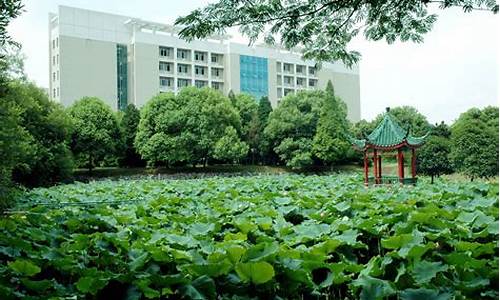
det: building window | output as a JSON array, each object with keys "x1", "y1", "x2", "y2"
[
  {"x1": 239, "y1": 55, "x2": 268, "y2": 99},
  {"x1": 52, "y1": 56, "x2": 55, "y2": 65},
  {"x1": 276, "y1": 62, "x2": 282, "y2": 72},
  {"x1": 159, "y1": 46, "x2": 172, "y2": 57},
  {"x1": 211, "y1": 53, "x2": 223, "y2": 64},
  {"x1": 195, "y1": 66, "x2": 206, "y2": 76},
  {"x1": 212, "y1": 81, "x2": 223, "y2": 90},
  {"x1": 212, "y1": 68, "x2": 222, "y2": 78},
  {"x1": 277, "y1": 75, "x2": 282, "y2": 84},
  {"x1": 296, "y1": 65, "x2": 305, "y2": 74},
  {"x1": 56, "y1": 54, "x2": 59, "y2": 64},
  {"x1": 177, "y1": 49, "x2": 190, "y2": 60},
  {"x1": 52, "y1": 39, "x2": 55, "y2": 49},
  {"x1": 57, "y1": 87, "x2": 59, "y2": 96},
  {"x1": 178, "y1": 78, "x2": 191, "y2": 88},
  {"x1": 159, "y1": 62, "x2": 171, "y2": 72},
  {"x1": 160, "y1": 76, "x2": 172, "y2": 87},
  {"x1": 195, "y1": 51, "x2": 206, "y2": 62},
  {"x1": 283, "y1": 63, "x2": 293, "y2": 73},
  {"x1": 308, "y1": 66, "x2": 316, "y2": 76},
  {"x1": 53, "y1": 89, "x2": 56, "y2": 97},
  {"x1": 53, "y1": 72, "x2": 56, "y2": 81},
  {"x1": 177, "y1": 64, "x2": 189, "y2": 74},
  {"x1": 284, "y1": 88, "x2": 294, "y2": 96},
  {"x1": 296, "y1": 77, "x2": 305, "y2": 86},
  {"x1": 195, "y1": 80, "x2": 207, "y2": 88},
  {"x1": 56, "y1": 37, "x2": 58, "y2": 47},
  {"x1": 284, "y1": 76, "x2": 293, "y2": 85},
  {"x1": 309, "y1": 79, "x2": 318, "y2": 87},
  {"x1": 116, "y1": 44, "x2": 128, "y2": 111},
  {"x1": 57, "y1": 71, "x2": 59, "y2": 80}
]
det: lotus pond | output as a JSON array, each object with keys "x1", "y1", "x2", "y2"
[{"x1": 0, "y1": 174, "x2": 498, "y2": 299}]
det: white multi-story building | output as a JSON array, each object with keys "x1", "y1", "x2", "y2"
[{"x1": 49, "y1": 6, "x2": 360, "y2": 121}]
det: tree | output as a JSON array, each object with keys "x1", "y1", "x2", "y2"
[
  {"x1": 417, "y1": 136, "x2": 453, "y2": 183},
  {"x1": 175, "y1": 0, "x2": 497, "y2": 66},
  {"x1": 119, "y1": 104, "x2": 145, "y2": 167},
  {"x1": 69, "y1": 97, "x2": 121, "y2": 172},
  {"x1": 312, "y1": 80, "x2": 350, "y2": 165},
  {"x1": 213, "y1": 126, "x2": 249, "y2": 163},
  {"x1": 7, "y1": 81, "x2": 74, "y2": 187},
  {"x1": 264, "y1": 90, "x2": 322, "y2": 168},
  {"x1": 230, "y1": 93, "x2": 259, "y2": 161},
  {"x1": 135, "y1": 87, "x2": 242, "y2": 167},
  {"x1": 351, "y1": 119, "x2": 374, "y2": 140},
  {"x1": 450, "y1": 107, "x2": 499, "y2": 180},
  {"x1": 0, "y1": 93, "x2": 30, "y2": 208},
  {"x1": 257, "y1": 96, "x2": 273, "y2": 163},
  {"x1": 431, "y1": 121, "x2": 451, "y2": 138},
  {"x1": 373, "y1": 106, "x2": 431, "y2": 136},
  {"x1": 0, "y1": 0, "x2": 23, "y2": 46}
]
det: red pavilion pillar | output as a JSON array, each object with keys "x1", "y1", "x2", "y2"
[
  {"x1": 397, "y1": 149, "x2": 405, "y2": 183},
  {"x1": 363, "y1": 150, "x2": 369, "y2": 186},
  {"x1": 373, "y1": 149, "x2": 378, "y2": 184},
  {"x1": 411, "y1": 148, "x2": 416, "y2": 179},
  {"x1": 378, "y1": 154, "x2": 382, "y2": 182}
]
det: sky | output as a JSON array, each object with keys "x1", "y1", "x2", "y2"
[{"x1": 7, "y1": 0, "x2": 499, "y2": 124}]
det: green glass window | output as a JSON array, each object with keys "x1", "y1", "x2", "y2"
[{"x1": 116, "y1": 44, "x2": 128, "y2": 111}]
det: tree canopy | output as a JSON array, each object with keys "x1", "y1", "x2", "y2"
[
  {"x1": 135, "y1": 87, "x2": 242, "y2": 167},
  {"x1": 372, "y1": 106, "x2": 431, "y2": 136},
  {"x1": 312, "y1": 80, "x2": 350, "y2": 165},
  {"x1": 176, "y1": 0, "x2": 498, "y2": 66},
  {"x1": 119, "y1": 104, "x2": 144, "y2": 167},
  {"x1": 450, "y1": 107, "x2": 499, "y2": 180},
  {"x1": 417, "y1": 136, "x2": 453, "y2": 183},
  {"x1": 264, "y1": 90, "x2": 323, "y2": 168},
  {"x1": 69, "y1": 97, "x2": 121, "y2": 172}
]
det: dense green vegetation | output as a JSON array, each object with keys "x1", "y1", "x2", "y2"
[
  {"x1": 1, "y1": 175, "x2": 498, "y2": 299},
  {"x1": 175, "y1": 0, "x2": 498, "y2": 66}
]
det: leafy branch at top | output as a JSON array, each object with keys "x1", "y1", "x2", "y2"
[{"x1": 175, "y1": 0, "x2": 498, "y2": 66}]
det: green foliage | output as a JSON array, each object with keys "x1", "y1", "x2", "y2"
[
  {"x1": 373, "y1": 106, "x2": 431, "y2": 136},
  {"x1": 175, "y1": 0, "x2": 497, "y2": 66},
  {"x1": 119, "y1": 104, "x2": 144, "y2": 167},
  {"x1": 69, "y1": 97, "x2": 121, "y2": 172},
  {"x1": 257, "y1": 96, "x2": 273, "y2": 163},
  {"x1": 135, "y1": 87, "x2": 241, "y2": 166},
  {"x1": 4, "y1": 81, "x2": 74, "y2": 187},
  {"x1": 0, "y1": 91, "x2": 30, "y2": 208},
  {"x1": 312, "y1": 80, "x2": 350, "y2": 165},
  {"x1": 451, "y1": 107, "x2": 499, "y2": 180},
  {"x1": 0, "y1": 175, "x2": 497, "y2": 298},
  {"x1": 264, "y1": 91, "x2": 322, "y2": 168},
  {"x1": 213, "y1": 126, "x2": 249, "y2": 163},
  {"x1": 431, "y1": 121, "x2": 451, "y2": 138},
  {"x1": 0, "y1": 0, "x2": 24, "y2": 46},
  {"x1": 351, "y1": 119, "x2": 373, "y2": 139},
  {"x1": 230, "y1": 93, "x2": 259, "y2": 159},
  {"x1": 417, "y1": 136, "x2": 453, "y2": 183}
]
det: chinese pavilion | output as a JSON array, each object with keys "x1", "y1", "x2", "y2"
[{"x1": 350, "y1": 108, "x2": 429, "y2": 185}]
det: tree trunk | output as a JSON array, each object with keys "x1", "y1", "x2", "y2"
[
  {"x1": 471, "y1": 176, "x2": 474, "y2": 182},
  {"x1": 431, "y1": 175, "x2": 434, "y2": 184}
]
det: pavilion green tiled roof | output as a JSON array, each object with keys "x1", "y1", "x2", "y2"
[{"x1": 350, "y1": 113, "x2": 429, "y2": 150}]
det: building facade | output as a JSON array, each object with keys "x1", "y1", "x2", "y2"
[{"x1": 49, "y1": 6, "x2": 361, "y2": 121}]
